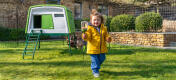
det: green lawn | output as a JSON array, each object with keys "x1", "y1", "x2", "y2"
[{"x1": 0, "y1": 41, "x2": 176, "y2": 80}]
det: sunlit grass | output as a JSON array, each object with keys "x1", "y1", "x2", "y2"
[{"x1": 0, "y1": 41, "x2": 176, "y2": 80}]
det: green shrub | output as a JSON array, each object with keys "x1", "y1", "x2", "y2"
[
  {"x1": 104, "y1": 16, "x2": 113, "y2": 32},
  {"x1": 74, "y1": 19, "x2": 82, "y2": 30},
  {"x1": 0, "y1": 27, "x2": 10, "y2": 41},
  {"x1": 110, "y1": 14, "x2": 135, "y2": 32},
  {"x1": 104, "y1": 16, "x2": 112, "y2": 26},
  {"x1": 0, "y1": 27, "x2": 26, "y2": 41},
  {"x1": 135, "y1": 12, "x2": 163, "y2": 32},
  {"x1": 82, "y1": 18, "x2": 90, "y2": 22},
  {"x1": 74, "y1": 18, "x2": 90, "y2": 30},
  {"x1": 9, "y1": 28, "x2": 25, "y2": 40}
]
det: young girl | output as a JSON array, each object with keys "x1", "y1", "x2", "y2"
[{"x1": 82, "y1": 9, "x2": 111, "y2": 77}]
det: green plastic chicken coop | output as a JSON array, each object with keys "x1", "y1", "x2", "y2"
[{"x1": 23, "y1": 4, "x2": 75, "y2": 59}]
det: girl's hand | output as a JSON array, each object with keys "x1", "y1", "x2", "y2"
[
  {"x1": 81, "y1": 26, "x2": 87, "y2": 33},
  {"x1": 106, "y1": 37, "x2": 112, "y2": 43},
  {"x1": 82, "y1": 33, "x2": 87, "y2": 39}
]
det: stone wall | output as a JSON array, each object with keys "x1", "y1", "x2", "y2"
[
  {"x1": 110, "y1": 32, "x2": 176, "y2": 47},
  {"x1": 75, "y1": 32, "x2": 176, "y2": 47}
]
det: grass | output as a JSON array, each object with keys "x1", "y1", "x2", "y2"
[{"x1": 0, "y1": 40, "x2": 176, "y2": 80}]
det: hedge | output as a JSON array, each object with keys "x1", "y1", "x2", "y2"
[
  {"x1": 110, "y1": 14, "x2": 135, "y2": 32},
  {"x1": 135, "y1": 12, "x2": 163, "y2": 32}
]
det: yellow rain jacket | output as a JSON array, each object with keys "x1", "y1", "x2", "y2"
[{"x1": 82, "y1": 24, "x2": 111, "y2": 54}]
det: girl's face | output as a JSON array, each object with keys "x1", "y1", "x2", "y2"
[{"x1": 91, "y1": 16, "x2": 101, "y2": 27}]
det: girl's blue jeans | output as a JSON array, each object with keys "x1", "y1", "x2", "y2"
[{"x1": 90, "y1": 53, "x2": 106, "y2": 74}]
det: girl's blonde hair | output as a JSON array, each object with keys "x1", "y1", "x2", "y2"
[{"x1": 90, "y1": 9, "x2": 104, "y2": 24}]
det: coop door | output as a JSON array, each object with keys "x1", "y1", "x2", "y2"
[
  {"x1": 34, "y1": 15, "x2": 42, "y2": 28},
  {"x1": 42, "y1": 14, "x2": 54, "y2": 29}
]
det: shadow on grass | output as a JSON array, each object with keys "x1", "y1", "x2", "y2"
[
  {"x1": 0, "y1": 61, "x2": 90, "y2": 67},
  {"x1": 57, "y1": 46, "x2": 176, "y2": 56},
  {"x1": 0, "y1": 49, "x2": 17, "y2": 54},
  {"x1": 101, "y1": 69, "x2": 165, "y2": 78},
  {"x1": 0, "y1": 66, "x2": 89, "y2": 79},
  {"x1": 102, "y1": 60, "x2": 176, "y2": 78},
  {"x1": 108, "y1": 46, "x2": 176, "y2": 55},
  {"x1": 132, "y1": 47, "x2": 176, "y2": 53},
  {"x1": 1, "y1": 60, "x2": 175, "y2": 78},
  {"x1": 19, "y1": 41, "x2": 176, "y2": 56},
  {"x1": 108, "y1": 48, "x2": 135, "y2": 55},
  {"x1": 59, "y1": 48, "x2": 85, "y2": 55},
  {"x1": 39, "y1": 48, "x2": 67, "y2": 51}
]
